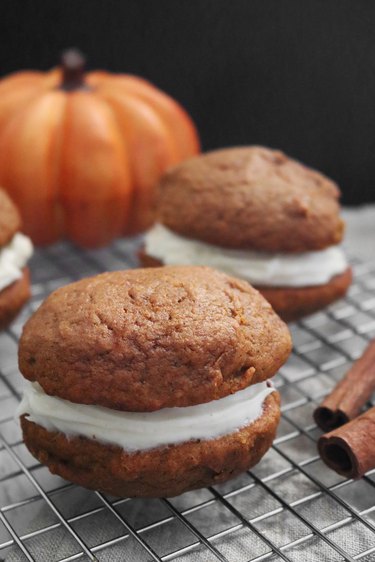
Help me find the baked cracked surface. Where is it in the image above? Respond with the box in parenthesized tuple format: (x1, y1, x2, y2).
(19, 266, 291, 411)
(156, 146, 344, 253)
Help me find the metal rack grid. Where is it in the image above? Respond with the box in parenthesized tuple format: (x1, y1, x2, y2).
(0, 238, 375, 562)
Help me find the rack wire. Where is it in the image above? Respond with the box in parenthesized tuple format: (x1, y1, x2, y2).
(0, 238, 375, 562)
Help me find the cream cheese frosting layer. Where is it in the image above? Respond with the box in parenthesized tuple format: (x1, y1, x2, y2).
(144, 224, 348, 288)
(0, 233, 33, 292)
(18, 381, 275, 452)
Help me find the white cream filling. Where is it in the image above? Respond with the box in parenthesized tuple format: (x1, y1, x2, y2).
(17, 380, 274, 452)
(0, 233, 33, 292)
(144, 224, 348, 288)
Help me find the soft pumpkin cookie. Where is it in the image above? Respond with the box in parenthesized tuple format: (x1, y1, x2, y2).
(142, 146, 351, 321)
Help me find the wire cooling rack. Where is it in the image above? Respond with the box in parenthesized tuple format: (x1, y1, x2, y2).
(0, 238, 375, 562)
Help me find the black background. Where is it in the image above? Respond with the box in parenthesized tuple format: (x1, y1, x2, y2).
(1, 0, 375, 205)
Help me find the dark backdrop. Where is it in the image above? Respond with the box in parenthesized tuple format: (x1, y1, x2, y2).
(1, 0, 375, 205)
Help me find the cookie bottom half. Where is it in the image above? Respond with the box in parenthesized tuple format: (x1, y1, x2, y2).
(256, 267, 352, 322)
(21, 392, 280, 498)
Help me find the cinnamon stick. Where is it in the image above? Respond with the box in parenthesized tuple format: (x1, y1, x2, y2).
(314, 339, 375, 431)
(318, 406, 375, 479)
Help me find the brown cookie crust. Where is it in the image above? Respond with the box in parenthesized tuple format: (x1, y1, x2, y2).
(19, 266, 291, 412)
(256, 267, 353, 323)
(0, 188, 22, 247)
(0, 268, 30, 330)
(20, 391, 280, 498)
(157, 146, 344, 253)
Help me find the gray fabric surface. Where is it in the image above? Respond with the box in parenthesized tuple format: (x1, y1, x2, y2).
(343, 205, 375, 260)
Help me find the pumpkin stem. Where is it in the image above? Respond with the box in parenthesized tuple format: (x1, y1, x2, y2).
(60, 48, 89, 91)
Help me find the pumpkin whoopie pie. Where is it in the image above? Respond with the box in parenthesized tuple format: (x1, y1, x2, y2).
(0, 188, 33, 330)
(141, 146, 352, 322)
(18, 266, 291, 498)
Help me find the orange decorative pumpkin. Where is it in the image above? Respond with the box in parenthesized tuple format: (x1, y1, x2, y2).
(0, 50, 200, 247)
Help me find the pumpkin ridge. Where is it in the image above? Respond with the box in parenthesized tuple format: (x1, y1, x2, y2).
(94, 92, 137, 236)
(97, 76, 200, 159)
(0, 85, 48, 132)
(0, 91, 67, 244)
(0, 72, 44, 96)
(0, 90, 68, 244)
(49, 93, 69, 242)
(98, 89, 179, 234)
(58, 91, 133, 247)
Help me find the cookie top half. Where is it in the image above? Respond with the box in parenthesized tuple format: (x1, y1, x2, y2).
(0, 188, 21, 247)
(156, 146, 344, 253)
(19, 266, 291, 412)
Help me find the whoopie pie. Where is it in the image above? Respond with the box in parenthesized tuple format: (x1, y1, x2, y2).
(18, 266, 291, 497)
(142, 146, 352, 321)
